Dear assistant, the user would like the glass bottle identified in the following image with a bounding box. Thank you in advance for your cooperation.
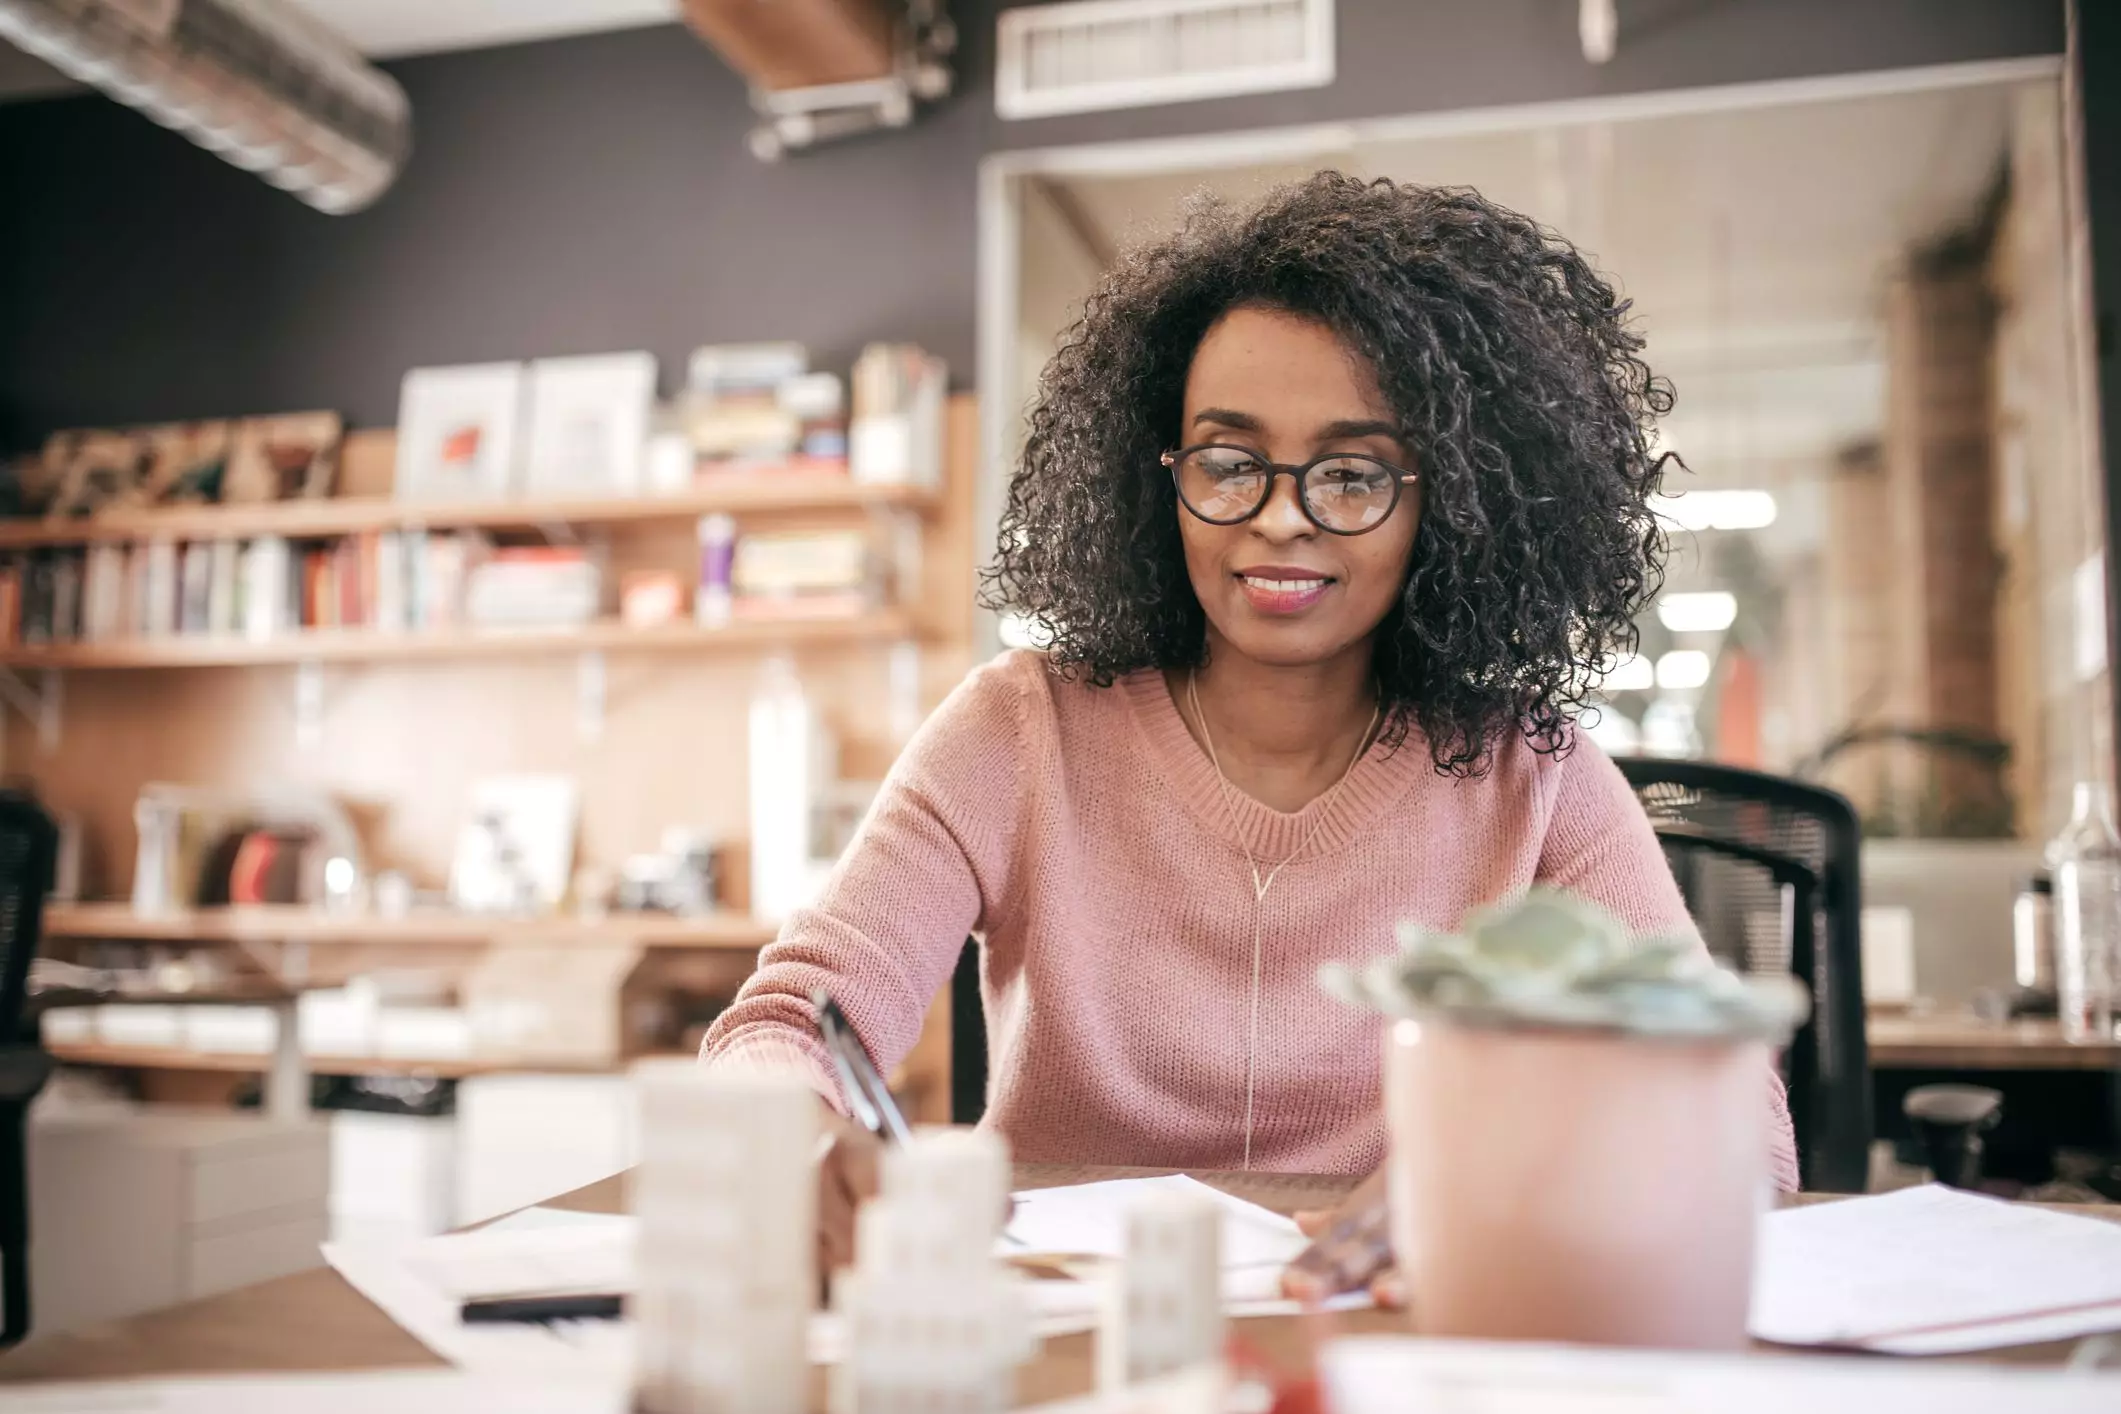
[2048,781,2121,1042]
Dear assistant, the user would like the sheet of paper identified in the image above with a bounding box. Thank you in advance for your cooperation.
[1314,1335,2121,1414]
[1750,1184,2121,1351]
[0,1371,625,1413]
[1005,1175,1307,1270]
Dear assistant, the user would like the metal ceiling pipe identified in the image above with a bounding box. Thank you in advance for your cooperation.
[0,0,410,214]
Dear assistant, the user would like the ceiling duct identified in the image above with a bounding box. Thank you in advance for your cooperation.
[0,0,409,214]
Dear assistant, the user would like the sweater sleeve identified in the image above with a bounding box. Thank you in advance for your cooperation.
[1536,734,1804,1192]
[698,653,1033,1111]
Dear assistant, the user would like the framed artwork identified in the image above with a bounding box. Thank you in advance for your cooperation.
[448,775,579,915]
[522,351,657,496]
[43,429,152,520]
[395,362,525,504]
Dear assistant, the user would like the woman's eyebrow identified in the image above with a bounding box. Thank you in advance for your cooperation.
[1317,418,1402,442]
[1190,407,1264,432]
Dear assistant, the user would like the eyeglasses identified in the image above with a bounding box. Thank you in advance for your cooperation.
[1162,444,1419,536]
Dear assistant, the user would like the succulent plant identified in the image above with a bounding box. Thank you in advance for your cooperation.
[1319,888,1809,1041]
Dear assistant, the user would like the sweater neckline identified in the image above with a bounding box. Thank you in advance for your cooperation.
[1118,669,1420,862]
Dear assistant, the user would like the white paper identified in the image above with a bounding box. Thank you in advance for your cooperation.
[1751,1185,2121,1351]
[327,1184,1354,1383]
[1317,1336,2121,1414]
[0,1371,624,1413]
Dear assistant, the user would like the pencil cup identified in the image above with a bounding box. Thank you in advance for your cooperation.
[1383,1017,1768,1350]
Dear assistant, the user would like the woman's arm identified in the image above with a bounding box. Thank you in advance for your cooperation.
[699,654,1034,1109]
[1536,735,1804,1191]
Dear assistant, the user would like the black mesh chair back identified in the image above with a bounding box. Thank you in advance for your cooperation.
[949,939,987,1126]
[0,791,58,1346]
[1616,758,1871,1192]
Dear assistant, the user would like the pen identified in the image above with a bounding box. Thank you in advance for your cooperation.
[813,988,912,1144]
[460,1292,624,1325]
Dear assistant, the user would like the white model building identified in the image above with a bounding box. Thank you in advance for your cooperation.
[1099,1190,1224,1392]
[631,1060,817,1414]
[832,1127,1032,1413]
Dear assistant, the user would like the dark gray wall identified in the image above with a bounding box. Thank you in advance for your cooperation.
[0,20,989,444]
[0,1,2068,449]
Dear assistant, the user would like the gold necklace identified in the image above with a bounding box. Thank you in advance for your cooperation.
[1187,670,1381,1170]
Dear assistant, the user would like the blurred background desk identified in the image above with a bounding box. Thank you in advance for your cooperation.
[1869,1011,2121,1198]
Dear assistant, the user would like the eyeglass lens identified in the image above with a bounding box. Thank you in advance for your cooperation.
[1173,446,1399,533]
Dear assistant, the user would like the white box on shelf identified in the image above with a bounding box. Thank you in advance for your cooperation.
[29,1107,329,1334]
[180,1004,278,1054]
[299,986,379,1056]
[40,1008,96,1045]
[374,1006,474,1061]
[94,1005,182,1048]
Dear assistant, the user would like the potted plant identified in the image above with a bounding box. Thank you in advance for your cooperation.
[1322,889,1806,1350]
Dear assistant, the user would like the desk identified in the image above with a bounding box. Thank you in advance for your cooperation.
[1869,1013,2121,1072]
[1,1166,2114,1403]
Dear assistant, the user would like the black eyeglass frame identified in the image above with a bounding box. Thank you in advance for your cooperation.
[1160,443,1420,537]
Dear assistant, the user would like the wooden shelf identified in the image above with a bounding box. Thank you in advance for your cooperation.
[45,901,778,951]
[0,472,932,550]
[0,609,912,669]
[44,1039,544,1079]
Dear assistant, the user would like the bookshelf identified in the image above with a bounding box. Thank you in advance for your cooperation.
[0,470,932,550]
[14,395,979,1122]
[44,901,779,951]
[0,609,913,670]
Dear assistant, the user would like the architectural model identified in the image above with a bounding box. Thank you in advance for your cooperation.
[1099,1190,1224,1391]
[833,1127,1032,1412]
[631,1061,817,1414]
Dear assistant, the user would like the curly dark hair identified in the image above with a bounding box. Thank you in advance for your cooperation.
[979,171,1673,775]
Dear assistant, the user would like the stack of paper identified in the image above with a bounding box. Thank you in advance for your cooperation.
[1750,1185,2121,1353]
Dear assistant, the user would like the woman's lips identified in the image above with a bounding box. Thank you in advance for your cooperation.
[1235,570,1334,615]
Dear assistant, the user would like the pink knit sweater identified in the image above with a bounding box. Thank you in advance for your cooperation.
[703,650,1801,1189]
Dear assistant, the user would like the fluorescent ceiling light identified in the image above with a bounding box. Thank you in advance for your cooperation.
[1601,653,1655,693]
[1650,490,1778,532]
[1655,650,1713,691]
[1656,592,1738,633]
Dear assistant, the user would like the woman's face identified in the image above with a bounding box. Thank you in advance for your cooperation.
[1176,305,1422,670]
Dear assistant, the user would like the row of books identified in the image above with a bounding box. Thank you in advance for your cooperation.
[0,531,497,645]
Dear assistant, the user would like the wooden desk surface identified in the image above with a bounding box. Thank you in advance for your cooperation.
[1867,1012,2121,1071]
[1,1165,2113,1402]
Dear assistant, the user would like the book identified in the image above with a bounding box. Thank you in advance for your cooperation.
[20,556,48,645]
[338,537,364,630]
[242,537,293,641]
[83,544,126,642]
[179,542,213,635]
[50,553,81,643]
[0,563,20,646]
[207,540,239,636]
[143,539,180,638]
[374,532,406,632]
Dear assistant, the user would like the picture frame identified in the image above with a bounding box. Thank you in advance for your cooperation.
[521,351,657,496]
[395,362,525,504]
[221,411,342,503]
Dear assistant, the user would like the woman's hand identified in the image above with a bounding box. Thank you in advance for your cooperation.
[815,1106,882,1293]
[1282,1167,1406,1308]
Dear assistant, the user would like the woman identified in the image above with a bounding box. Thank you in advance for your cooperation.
[701,173,1798,1285]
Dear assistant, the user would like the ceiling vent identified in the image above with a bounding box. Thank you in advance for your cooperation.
[0,0,409,214]
[996,0,1333,121]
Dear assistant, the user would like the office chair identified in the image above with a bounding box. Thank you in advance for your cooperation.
[0,791,58,1347]
[1617,758,1873,1192]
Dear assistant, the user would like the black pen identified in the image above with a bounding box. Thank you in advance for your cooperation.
[813,988,912,1144]
[460,1291,624,1325]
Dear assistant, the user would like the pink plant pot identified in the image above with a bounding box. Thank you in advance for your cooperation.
[1383,1016,1769,1350]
